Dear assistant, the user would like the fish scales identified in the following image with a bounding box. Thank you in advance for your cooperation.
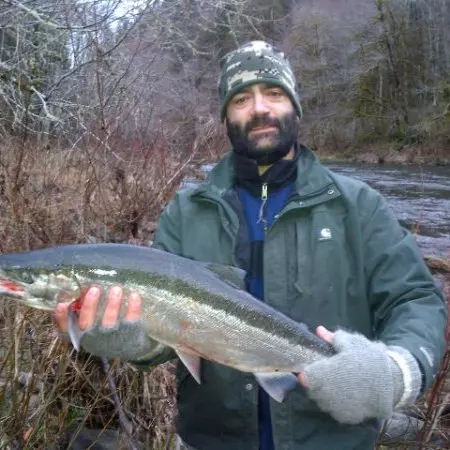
[139,283,321,372]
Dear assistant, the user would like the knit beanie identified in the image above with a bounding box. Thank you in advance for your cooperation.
[218,41,302,121]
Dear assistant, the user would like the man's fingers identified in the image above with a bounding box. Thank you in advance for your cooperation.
[55,302,69,333]
[297,372,308,387]
[316,325,335,344]
[56,285,141,335]
[295,326,335,388]
[79,286,101,330]
[126,292,142,321]
[102,286,123,328]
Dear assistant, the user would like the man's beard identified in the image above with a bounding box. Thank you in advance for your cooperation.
[227,110,298,165]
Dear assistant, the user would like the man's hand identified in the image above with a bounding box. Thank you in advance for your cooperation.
[53,286,163,362]
[54,285,142,333]
[297,326,333,387]
[297,326,422,425]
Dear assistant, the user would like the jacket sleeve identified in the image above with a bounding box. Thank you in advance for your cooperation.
[152,192,185,254]
[129,195,187,371]
[362,189,447,392]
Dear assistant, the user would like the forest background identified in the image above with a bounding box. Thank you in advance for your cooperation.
[0,0,449,449]
[2,0,450,168]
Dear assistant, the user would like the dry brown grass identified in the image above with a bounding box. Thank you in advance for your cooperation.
[0,300,178,449]
[0,134,197,252]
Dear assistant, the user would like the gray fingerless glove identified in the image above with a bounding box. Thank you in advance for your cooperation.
[79,320,165,362]
[303,330,422,424]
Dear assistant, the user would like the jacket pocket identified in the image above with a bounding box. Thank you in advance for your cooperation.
[292,208,347,330]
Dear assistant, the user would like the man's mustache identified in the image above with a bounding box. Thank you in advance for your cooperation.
[245,116,280,133]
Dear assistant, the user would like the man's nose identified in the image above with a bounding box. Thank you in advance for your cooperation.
[252,93,270,114]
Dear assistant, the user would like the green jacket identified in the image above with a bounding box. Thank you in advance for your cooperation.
[141,148,447,450]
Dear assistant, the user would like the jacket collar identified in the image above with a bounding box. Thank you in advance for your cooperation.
[193,144,337,200]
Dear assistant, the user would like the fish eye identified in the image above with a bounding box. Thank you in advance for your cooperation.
[19,271,35,284]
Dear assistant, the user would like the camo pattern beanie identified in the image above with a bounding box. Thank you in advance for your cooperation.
[218,41,302,121]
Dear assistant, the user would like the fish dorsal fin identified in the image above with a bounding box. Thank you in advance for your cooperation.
[176,350,201,384]
[205,263,246,291]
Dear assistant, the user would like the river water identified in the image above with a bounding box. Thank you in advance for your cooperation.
[193,161,450,259]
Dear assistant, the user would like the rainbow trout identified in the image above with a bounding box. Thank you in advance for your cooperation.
[0,244,334,402]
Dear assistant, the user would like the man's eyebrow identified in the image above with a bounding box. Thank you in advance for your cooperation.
[235,83,281,94]
[234,86,253,95]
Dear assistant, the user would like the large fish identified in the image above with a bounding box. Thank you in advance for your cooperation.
[0,244,334,402]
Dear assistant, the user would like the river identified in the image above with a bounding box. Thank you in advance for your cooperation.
[192,161,450,260]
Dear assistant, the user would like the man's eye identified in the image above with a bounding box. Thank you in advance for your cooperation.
[268,90,283,97]
[233,96,248,105]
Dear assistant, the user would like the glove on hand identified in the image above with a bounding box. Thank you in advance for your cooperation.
[79,320,165,362]
[303,330,422,425]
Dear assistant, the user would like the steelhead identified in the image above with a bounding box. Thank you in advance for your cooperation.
[0,243,335,402]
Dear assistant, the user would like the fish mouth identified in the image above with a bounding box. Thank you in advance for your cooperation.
[0,279,55,310]
[0,279,25,298]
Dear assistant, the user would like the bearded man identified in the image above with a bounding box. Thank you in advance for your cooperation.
[55,41,447,450]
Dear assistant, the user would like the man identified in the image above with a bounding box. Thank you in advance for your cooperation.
[55,41,447,450]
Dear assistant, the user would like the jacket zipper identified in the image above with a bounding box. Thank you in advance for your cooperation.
[258,182,268,232]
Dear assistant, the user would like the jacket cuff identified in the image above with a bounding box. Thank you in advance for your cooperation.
[387,346,422,409]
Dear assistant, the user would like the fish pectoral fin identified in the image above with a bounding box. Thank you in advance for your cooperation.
[68,307,83,352]
[254,372,298,403]
[176,350,201,384]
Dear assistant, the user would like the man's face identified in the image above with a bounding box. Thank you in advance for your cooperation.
[225,83,298,163]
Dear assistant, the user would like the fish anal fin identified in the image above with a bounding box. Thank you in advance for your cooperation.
[176,350,201,384]
[254,372,298,403]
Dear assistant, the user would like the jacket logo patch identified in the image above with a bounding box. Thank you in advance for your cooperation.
[318,228,332,241]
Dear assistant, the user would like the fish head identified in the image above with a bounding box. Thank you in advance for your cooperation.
[0,266,81,311]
